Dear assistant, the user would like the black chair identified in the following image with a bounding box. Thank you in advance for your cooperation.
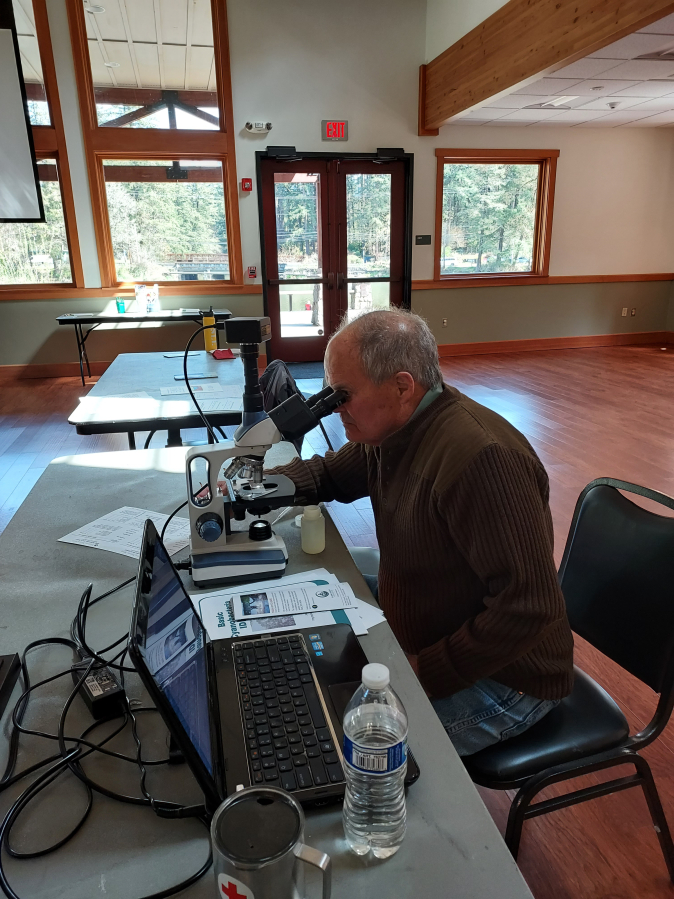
[464,477,674,880]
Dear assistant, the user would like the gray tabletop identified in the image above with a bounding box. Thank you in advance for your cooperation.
[0,445,533,899]
[68,351,245,439]
[57,310,233,325]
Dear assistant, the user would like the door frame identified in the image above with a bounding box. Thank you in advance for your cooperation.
[255,148,414,362]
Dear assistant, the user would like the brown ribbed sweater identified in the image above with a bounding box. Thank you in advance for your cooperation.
[272,385,574,701]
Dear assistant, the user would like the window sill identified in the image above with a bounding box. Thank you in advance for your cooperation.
[413,273,674,290]
[0,283,262,301]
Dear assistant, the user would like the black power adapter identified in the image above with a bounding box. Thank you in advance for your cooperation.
[71,651,126,721]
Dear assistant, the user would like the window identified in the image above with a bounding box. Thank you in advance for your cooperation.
[70,0,242,289]
[434,149,559,282]
[103,159,228,282]
[83,0,220,130]
[0,0,81,291]
[13,0,50,125]
[0,159,71,284]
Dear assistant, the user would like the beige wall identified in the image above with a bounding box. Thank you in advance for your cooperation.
[414,281,672,345]
[424,0,510,62]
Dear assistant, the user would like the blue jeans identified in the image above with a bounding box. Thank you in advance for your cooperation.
[360,574,558,756]
[432,680,559,756]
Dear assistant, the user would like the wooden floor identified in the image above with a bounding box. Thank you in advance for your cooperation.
[2,344,674,898]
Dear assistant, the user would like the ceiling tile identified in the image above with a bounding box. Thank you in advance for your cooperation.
[588,59,674,80]
[512,78,583,95]
[124,0,157,44]
[626,96,674,111]
[497,108,567,121]
[576,95,649,110]
[576,110,659,126]
[589,32,674,58]
[159,0,188,45]
[553,58,623,78]
[612,81,674,97]
[623,110,674,125]
[537,109,609,122]
[564,79,641,95]
[483,94,545,108]
[134,41,160,89]
[639,13,674,35]
[91,0,127,42]
[102,39,136,86]
[453,107,512,121]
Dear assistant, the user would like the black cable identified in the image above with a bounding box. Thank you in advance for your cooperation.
[183,324,219,443]
[160,500,188,547]
[0,591,212,899]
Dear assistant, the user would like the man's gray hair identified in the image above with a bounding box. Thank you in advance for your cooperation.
[330,309,444,390]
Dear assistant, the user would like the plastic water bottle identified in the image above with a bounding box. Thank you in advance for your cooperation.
[342,663,407,858]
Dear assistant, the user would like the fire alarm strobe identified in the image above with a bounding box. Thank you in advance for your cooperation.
[241,178,253,192]
[245,122,272,133]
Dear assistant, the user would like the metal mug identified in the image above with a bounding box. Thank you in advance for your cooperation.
[211,786,331,899]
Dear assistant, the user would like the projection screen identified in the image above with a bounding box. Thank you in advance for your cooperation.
[0,0,44,222]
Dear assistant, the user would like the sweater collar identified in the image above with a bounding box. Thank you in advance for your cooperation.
[380,384,459,455]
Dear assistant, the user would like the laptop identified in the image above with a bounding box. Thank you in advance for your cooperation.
[128,520,419,815]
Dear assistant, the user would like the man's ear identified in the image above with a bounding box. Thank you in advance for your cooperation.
[394,371,416,399]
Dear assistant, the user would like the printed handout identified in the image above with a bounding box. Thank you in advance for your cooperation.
[59,506,190,558]
[232,582,356,621]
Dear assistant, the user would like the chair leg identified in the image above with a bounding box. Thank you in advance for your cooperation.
[633,753,674,882]
[504,784,533,859]
[318,421,333,452]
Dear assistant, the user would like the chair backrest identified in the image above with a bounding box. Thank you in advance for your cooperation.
[559,478,674,695]
[259,359,303,452]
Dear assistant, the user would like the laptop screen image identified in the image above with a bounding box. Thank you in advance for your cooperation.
[135,535,213,775]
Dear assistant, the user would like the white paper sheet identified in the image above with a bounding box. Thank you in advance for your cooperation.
[195,569,340,639]
[59,506,190,558]
[194,398,243,412]
[163,352,199,358]
[232,582,356,620]
[160,384,241,396]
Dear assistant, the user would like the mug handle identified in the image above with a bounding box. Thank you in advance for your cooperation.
[294,843,331,899]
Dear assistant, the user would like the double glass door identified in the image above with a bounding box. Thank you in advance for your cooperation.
[259,155,409,362]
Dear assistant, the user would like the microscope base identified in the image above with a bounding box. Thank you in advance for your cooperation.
[190,533,288,588]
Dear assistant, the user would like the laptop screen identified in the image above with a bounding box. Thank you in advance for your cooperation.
[135,536,213,775]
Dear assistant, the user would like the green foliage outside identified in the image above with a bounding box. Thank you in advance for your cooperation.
[274,174,392,280]
[105,173,228,281]
[0,176,71,285]
[441,163,538,274]
[346,173,391,278]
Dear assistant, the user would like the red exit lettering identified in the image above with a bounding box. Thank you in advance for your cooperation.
[327,121,344,138]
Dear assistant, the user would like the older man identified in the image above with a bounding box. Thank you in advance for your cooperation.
[273,309,574,756]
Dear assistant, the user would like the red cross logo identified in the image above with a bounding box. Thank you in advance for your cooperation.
[221,883,247,899]
[218,873,254,899]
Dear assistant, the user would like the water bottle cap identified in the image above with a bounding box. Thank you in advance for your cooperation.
[362,663,389,690]
[303,505,322,520]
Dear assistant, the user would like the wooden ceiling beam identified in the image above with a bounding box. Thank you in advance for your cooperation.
[421,0,674,132]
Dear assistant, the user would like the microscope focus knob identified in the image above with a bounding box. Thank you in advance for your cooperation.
[196,513,223,543]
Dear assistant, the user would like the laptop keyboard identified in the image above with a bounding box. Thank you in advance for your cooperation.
[233,634,345,792]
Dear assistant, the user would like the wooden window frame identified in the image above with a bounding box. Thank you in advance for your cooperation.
[434,148,559,286]
[0,0,84,294]
[66,0,244,295]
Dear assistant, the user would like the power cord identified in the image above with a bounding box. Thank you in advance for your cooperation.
[183,324,223,444]
[0,575,212,899]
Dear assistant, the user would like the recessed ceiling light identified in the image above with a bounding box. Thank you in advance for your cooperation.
[542,95,579,107]
[85,4,106,12]
[104,61,120,68]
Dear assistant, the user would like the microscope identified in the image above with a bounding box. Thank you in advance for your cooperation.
[186,317,344,588]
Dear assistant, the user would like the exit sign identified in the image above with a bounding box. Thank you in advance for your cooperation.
[322,120,348,141]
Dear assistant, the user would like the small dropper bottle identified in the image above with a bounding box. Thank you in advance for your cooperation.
[301,505,325,554]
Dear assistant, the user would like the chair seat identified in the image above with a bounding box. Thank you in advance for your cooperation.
[465,667,630,787]
[349,546,380,578]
